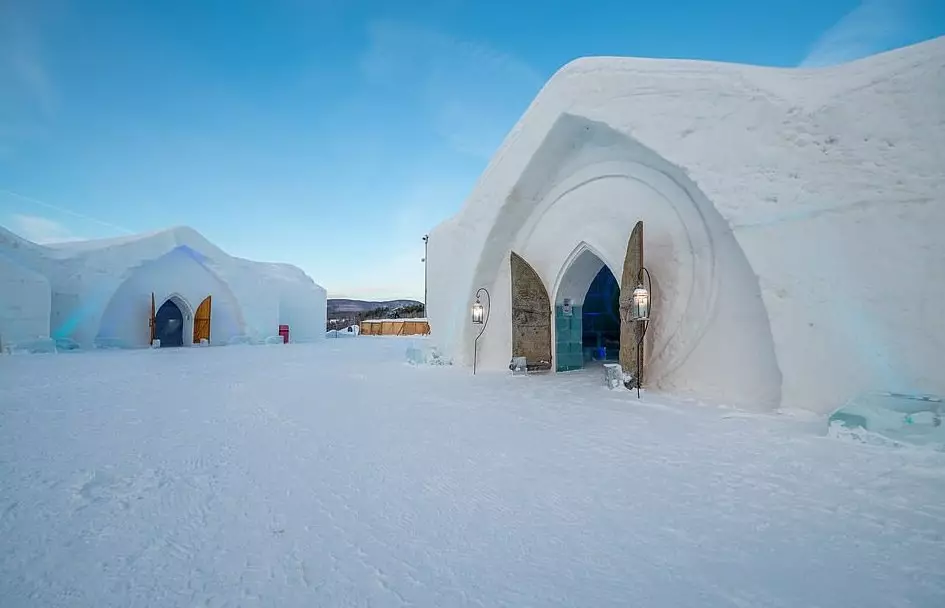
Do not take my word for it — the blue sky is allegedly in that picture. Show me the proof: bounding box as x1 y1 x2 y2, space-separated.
1 0 943 299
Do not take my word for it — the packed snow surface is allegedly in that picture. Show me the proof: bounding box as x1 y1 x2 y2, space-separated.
2 339 944 607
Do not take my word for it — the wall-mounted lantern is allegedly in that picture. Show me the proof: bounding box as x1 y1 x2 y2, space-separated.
471 288 491 375
562 297 573 317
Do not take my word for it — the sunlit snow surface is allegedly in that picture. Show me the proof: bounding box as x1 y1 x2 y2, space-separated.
2 338 944 607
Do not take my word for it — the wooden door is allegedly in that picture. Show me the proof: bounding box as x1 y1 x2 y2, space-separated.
510 252 552 371
619 221 644 379
149 292 156 345
193 295 212 344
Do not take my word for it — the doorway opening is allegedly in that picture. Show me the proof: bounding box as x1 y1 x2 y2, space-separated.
555 247 619 372
582 266 621 363
155 299 184 347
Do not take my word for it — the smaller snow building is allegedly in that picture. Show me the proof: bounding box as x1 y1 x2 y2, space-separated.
0 225 326 350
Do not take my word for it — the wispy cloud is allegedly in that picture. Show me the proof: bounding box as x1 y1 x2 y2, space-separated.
0 189 134 234
800 0 939 67
7 214 82 244
360 20 544 159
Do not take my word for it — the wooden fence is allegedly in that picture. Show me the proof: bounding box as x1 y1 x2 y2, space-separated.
359 319 430 336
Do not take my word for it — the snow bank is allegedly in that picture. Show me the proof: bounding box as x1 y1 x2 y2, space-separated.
427 37 945 415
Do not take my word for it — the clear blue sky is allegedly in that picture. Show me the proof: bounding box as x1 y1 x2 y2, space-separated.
2 0 943 299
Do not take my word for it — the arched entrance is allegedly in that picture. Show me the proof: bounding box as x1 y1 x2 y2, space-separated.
554 246 619 372
583 266 621 362
155 299 184 347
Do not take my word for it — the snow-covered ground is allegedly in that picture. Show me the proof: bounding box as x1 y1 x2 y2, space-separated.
2 339 943 607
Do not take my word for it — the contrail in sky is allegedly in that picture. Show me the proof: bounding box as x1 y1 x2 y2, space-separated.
0 188 134 234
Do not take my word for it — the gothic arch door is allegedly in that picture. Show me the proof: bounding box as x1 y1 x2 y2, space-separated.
619 221 644 380
193 296 212 344
155 299 184 347
510 252 552 371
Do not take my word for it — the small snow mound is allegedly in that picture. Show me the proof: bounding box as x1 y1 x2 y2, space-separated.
827 392 944 450
3 337 57 355
405 343 452 366
326 328 358 338
827 419 909 449
55 338 81 352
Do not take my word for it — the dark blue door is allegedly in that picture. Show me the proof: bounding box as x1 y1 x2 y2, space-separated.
155 300 184 347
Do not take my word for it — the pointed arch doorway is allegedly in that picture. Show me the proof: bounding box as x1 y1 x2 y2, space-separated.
554 245 620 372
154 299 185 347
148 293 195 348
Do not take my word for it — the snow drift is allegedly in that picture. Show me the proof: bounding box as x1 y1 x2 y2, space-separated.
426 37 945 415
0 225 327 349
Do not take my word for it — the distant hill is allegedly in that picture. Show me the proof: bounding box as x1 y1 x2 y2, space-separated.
328 299 421 315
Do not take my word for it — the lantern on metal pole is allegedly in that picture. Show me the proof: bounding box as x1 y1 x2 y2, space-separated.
471 287 490 375
625 266 652 398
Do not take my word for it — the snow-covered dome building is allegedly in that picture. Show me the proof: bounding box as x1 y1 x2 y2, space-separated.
0 225 326 350
426 37 945 415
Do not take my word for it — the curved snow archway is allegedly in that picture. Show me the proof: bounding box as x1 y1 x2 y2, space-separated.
552 243 617 304
95 246 245 348
464 114 782 409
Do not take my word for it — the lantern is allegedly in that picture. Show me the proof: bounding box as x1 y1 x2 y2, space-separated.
471 297 485 324
471 287 491 375
631 282 650 321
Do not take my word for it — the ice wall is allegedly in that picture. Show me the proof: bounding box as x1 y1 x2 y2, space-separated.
278 280 328 342
0 253 51 347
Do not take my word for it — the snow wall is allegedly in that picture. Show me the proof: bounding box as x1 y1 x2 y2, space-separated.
0 225 326 349
0 253 51 347
426 37 945 415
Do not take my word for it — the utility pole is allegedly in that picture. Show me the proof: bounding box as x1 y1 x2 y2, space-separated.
422 234 429 318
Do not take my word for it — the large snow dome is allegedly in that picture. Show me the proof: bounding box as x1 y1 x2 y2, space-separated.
0 225 326 349
426 37 945 415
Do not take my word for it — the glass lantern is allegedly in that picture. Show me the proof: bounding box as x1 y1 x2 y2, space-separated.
631 283 650 321
471 298 485 324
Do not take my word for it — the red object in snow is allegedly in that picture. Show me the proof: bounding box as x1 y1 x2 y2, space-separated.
278 324 289 344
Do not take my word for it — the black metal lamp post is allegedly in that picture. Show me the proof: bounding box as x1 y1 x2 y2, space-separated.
421 234 429 318
626 267 652 398
471 287 490 375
